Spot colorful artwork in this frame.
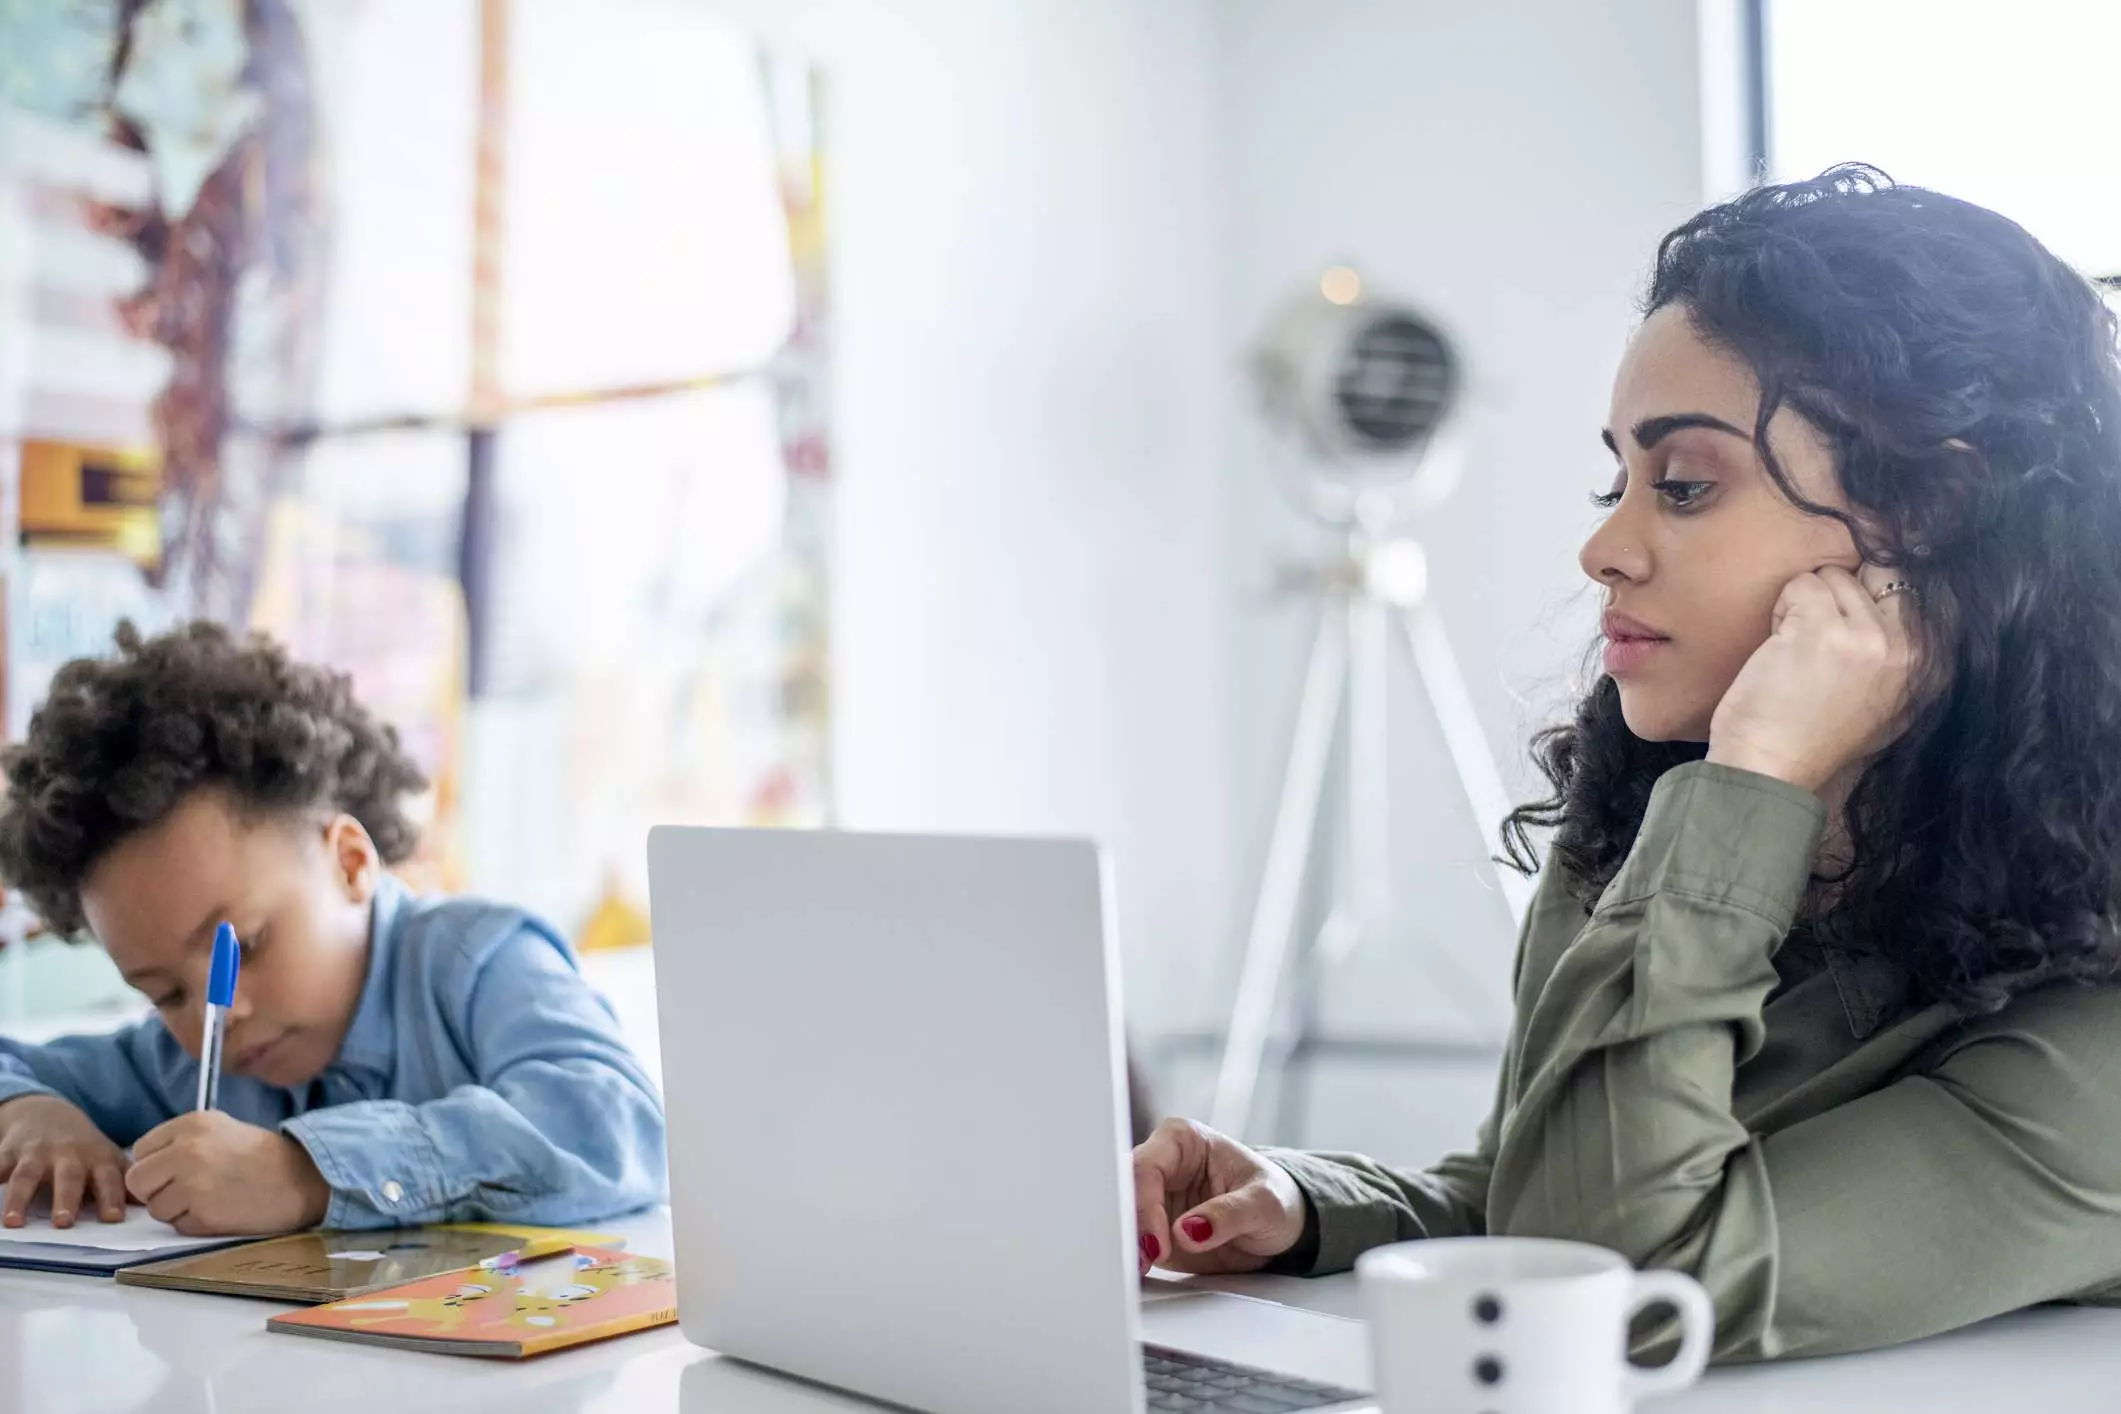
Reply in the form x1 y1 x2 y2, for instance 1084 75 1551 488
0 1 833 958
461 16 834 935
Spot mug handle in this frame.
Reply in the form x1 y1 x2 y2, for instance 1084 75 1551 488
1622 1269 1715 1399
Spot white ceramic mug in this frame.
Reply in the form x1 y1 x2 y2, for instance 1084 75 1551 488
1357 1237 1715 1414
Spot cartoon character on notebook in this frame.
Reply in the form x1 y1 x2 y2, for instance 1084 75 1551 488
338 1281 500 1334
504 1281 603 1330
571 1251 668 1296
484 1251 674 1329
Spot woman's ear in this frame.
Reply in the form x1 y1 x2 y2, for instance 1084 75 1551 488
1897 437 1988 558
321 814 381 905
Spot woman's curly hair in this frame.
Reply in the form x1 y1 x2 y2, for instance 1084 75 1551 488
0 620 428 935
1503 164 2121 1017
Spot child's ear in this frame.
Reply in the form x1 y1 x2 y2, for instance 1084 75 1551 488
321 814 382 904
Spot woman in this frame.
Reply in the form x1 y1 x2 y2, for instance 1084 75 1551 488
1136 166 2121 1363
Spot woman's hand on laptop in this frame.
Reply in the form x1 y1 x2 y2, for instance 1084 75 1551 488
1133 1118 1305 1276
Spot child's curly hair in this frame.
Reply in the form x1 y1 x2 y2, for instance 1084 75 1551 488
0 620 428 935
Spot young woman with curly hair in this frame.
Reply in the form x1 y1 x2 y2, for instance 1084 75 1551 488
1134 166 2121 1362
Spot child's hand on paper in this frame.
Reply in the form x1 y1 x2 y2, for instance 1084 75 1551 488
127 1111 331 1235
0 1094 129 1228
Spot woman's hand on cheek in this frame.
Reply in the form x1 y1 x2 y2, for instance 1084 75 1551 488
126 1111 332 1235
1707 564 1920 795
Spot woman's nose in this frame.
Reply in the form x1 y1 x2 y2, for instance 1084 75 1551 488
1581 509 1650 585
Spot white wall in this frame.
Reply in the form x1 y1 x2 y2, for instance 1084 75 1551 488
1201 0 1709 1158
691 0 1711 1162
698 0 1231 1043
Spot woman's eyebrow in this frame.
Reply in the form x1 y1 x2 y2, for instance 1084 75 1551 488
1628 411 1747 451
1611 412 1751 451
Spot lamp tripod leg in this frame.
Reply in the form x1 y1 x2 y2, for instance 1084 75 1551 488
1209 602 1348 1139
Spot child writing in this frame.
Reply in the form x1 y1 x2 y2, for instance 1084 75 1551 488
0 621 667 1235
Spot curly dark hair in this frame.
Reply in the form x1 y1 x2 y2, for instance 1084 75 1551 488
0 620 429 935
1502 164 2121 1017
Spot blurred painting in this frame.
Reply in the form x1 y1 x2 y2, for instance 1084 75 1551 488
0 0 832 964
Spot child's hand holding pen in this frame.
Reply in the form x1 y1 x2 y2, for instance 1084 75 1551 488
125 1110 330 1235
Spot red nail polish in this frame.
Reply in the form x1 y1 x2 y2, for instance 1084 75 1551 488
1180 1215 1213 1243
1141 1233 1161 1263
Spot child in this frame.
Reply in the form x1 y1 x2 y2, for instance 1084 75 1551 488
0 622 667 1235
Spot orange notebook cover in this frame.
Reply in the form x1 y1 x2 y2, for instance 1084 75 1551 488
265 1247 675 1358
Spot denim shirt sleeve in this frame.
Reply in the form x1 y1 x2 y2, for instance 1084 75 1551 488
280 927 667 1229
0 1018 184 1146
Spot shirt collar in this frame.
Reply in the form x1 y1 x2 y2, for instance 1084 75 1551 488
1822 943 1911 1040
330 872 410 1077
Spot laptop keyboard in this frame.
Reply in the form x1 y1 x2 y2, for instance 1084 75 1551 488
1142 1343 1369 1412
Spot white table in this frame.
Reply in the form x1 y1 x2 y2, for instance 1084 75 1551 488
4 1211 2118 1414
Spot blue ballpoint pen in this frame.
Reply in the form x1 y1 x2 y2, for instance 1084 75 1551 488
196 922 241 1112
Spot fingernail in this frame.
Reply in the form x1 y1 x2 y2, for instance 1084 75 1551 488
1180 1216 1213 1243
1140 1233 1161 1264
52 1210 70 1225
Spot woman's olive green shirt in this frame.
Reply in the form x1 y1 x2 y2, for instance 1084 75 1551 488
1264 761 2121 1362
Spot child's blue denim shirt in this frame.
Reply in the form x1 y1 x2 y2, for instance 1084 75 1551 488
0 875 667 1229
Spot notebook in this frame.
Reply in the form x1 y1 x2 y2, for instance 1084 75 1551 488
116 1223 621 1302
0 1205 257 1275
266 1246 677 1357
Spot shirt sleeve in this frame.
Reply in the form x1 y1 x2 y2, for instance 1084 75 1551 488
1256 863 1586 1274
1480 759 2121 1361
1258 1143 1493 1276
0 1018 185 1146
281 927 667 1229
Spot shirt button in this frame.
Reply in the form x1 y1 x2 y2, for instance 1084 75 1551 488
381 1181 404 1205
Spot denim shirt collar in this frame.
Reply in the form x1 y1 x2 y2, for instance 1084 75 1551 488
329 872 410 1081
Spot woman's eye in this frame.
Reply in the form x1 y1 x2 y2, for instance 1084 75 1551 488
1588 488 1622 509
1656 478 1712 508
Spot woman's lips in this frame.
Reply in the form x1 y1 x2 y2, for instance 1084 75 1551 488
1600 611 1671 677
1603 636 1667 675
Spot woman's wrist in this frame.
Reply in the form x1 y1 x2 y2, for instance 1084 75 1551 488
1703 741 1831 795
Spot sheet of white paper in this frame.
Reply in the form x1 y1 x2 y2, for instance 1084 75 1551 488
0 1205 231 1254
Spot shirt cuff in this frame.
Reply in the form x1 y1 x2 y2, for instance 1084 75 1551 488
1258 1148 1407 1277
282 1101 449 1229
0 1075 58 1110
1597 760 1827 933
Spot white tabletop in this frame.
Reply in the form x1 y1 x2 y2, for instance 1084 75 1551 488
3 1212 2118 1414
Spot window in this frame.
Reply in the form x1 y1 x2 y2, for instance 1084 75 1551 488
1764 0 2121 278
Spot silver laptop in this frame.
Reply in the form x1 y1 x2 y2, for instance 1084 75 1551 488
648 827 1373 1414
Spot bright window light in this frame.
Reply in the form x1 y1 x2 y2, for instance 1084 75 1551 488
1767 0 2121 277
